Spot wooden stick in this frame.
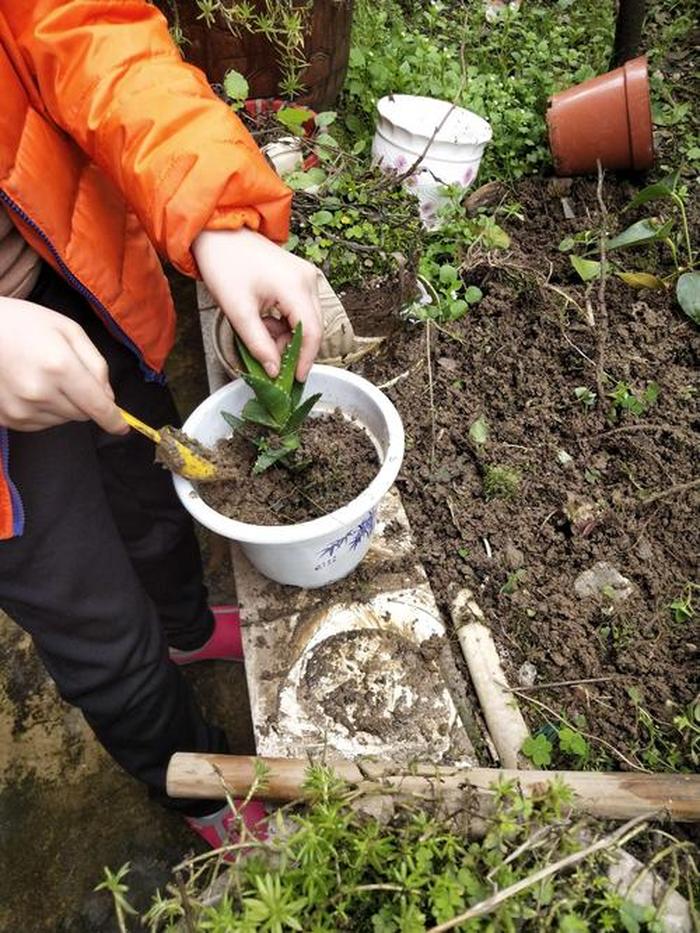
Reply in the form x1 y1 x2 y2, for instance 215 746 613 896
450 590 530 769
166 753 700 822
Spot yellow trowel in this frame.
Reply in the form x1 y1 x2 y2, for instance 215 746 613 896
119 408 219 482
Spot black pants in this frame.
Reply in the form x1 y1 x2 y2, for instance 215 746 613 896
0 266 228 815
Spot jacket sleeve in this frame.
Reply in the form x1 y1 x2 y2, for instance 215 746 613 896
5 0 291 275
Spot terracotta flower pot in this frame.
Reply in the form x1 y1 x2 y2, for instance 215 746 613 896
160 1 354 111
547 55 654 176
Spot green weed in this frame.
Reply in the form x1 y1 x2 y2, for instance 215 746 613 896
484 465 521 500
668 582 698 624
344 0 614 180
100 765 697 931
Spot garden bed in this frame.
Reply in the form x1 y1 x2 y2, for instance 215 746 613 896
354 174 698 774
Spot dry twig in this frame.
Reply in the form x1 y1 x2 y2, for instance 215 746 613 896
594 160 609 403
427 812 653 932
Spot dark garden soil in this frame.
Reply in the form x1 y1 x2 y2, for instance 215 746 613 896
340 268 420 338
353 175 699 771
197 411 378 525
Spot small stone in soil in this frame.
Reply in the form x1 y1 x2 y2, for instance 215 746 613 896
574 562 634 603
517 661 538 688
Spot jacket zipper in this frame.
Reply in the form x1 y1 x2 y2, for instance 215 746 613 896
0 427 24 536
0 189 164 384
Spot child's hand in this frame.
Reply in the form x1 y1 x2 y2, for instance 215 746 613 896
0 298 127 434
192 228 322 380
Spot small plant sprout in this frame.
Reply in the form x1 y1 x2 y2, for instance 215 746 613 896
95 864 136 933
607 381 659 419
668 583 697 623
222 323 321 474
468 415 489 447
521 726 589 769
484 464 521 500
521 732 552 767
223 68 250 109
500 569 526 595
574 386 597 409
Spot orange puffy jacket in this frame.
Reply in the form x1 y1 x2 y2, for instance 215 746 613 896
0 0 293 540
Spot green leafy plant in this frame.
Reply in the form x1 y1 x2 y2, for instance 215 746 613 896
668 582 697 624
521 726 590 769
562 171 698 323
574 386 597 409
222 68 250 109
627 687 693 773
344 0 614 180
276 118 423 295
104 766 695 932
189 0 315 99
607 381 659 420
95 864 137 933
500 569 526 595
484 464 521 500
673 696 700 769
468 415 489 448
411 189 509 322
222 323 321 473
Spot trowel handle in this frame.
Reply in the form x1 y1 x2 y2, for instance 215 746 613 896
118 408 162 444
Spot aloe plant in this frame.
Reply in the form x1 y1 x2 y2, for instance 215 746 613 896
221 323 321 473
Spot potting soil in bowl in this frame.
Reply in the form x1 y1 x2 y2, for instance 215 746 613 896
197 411 379 526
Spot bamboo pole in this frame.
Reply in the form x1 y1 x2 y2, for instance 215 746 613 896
450 590 530 769
166 753 700 822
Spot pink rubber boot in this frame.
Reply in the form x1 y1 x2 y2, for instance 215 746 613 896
186 799 268 859
169 605 244 665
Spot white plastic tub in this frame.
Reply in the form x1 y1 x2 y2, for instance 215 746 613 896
371 94 492 228
173 366 405 588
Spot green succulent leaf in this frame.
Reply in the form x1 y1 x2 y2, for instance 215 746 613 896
235 335 269 381
222 69 249 103
277 323 303 396
285 167 327 190
253 435 300 474
242 375 290 427
315 110 337 128
285 393 322 434
309 209 334 226
290 380 304 409
276 106 313 134
241 398 279 429
469 415 489 447
221 410 244 433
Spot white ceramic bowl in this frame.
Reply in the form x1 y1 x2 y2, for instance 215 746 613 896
173 366 405 588
371 94 492 227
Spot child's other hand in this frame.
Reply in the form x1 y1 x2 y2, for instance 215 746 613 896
192 228 322 380
0 298 127 434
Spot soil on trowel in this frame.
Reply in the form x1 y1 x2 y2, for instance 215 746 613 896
352 175 699 771
197 412 379 525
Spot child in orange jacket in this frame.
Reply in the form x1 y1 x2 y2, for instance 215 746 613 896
0 0 322 848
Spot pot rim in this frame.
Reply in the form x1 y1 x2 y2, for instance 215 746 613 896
173 365 405 545
623 56 654 171
376 94 492 146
